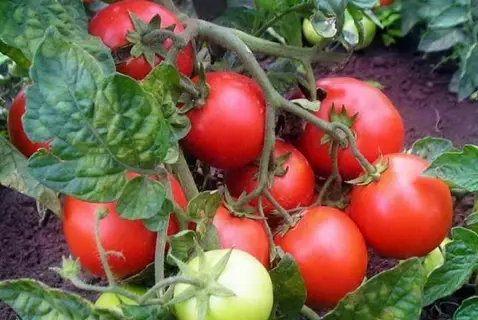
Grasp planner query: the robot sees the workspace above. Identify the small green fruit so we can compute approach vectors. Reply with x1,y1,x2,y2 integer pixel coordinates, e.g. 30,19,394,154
95,285,147,314
422,237,452,275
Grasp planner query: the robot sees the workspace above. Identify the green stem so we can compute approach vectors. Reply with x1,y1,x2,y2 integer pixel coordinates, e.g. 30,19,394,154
316,142,339,206
180,75,201,99
300,305,321,320
154,224,168,292
233,104,276,209
68,277,140,302
263,190,294,225
257,198,277,262
171,149,199,200
139,275,201,304
303,61,317,101
253,3,314,37
94,210,116,286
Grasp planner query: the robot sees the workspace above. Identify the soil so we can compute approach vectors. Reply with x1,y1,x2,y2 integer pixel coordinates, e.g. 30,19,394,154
1,40,477,319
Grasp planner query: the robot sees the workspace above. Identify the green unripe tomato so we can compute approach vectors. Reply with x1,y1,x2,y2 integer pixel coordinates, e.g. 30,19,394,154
303,18,325,46
342,14,377,50
422,237,452,275
95,285,147,314
174,249,274,320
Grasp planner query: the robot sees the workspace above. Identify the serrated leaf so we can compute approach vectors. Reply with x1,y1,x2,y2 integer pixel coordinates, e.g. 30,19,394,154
429,5,470,28
168,230,196,263
269,254,306,319
324,258,426,320
187,191,222,221
424,227,478,306
418,28,466,53
424,145,478,192
0,0,113,72
0,136,61,216
454,296,478,320
122,305,170,320
116,176,167,220
456,43,478,101
408,137,455,162
0,279,122,319
275,12,303,46
24,28,171,202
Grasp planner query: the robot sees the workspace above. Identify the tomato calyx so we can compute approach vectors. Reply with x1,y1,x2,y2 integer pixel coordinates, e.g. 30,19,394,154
224,190,264,220
347,155,389,185
168,246,236,311
321,104,358,146
274,213,302,236
251,150,292,187
178,66,210,113
51,256,82,280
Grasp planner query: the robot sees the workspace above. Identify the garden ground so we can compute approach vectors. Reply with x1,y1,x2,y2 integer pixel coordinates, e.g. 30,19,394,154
1,40,477,319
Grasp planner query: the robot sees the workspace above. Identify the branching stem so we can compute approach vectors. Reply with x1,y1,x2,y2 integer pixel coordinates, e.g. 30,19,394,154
94,210,116,287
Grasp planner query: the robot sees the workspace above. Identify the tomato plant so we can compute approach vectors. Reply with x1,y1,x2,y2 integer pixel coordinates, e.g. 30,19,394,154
224,139,315,215
275,206,368,309
349,153,453,259
297,77,405,180
7,87,49,157
95,285,146,314
173,249,274,320
213,205,270,268
181,72,266,170
88,0,194,80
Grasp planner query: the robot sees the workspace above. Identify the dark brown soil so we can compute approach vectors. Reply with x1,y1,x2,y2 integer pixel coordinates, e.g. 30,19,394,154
1,42,477,319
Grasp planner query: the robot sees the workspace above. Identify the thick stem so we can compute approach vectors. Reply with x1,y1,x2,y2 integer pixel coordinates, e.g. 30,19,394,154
233,104,276,209
139,275,201,304
94,210,116,286
154,219,168,292
180,75,201,99
303,61,317,101
69,277,139,302
263,190,294,225
317,142,339,206
300,305,321,320
257,198,277,261
171,149,199,200
254,3,314,37
166,22,199,65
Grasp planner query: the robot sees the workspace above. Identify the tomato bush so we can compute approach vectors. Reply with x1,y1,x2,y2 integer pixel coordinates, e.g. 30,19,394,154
88,0,194,80
7,87,49,158
181,72,266,170
173,249,274,320
297,77,405,180
349,153,453,259
213,205,270,268
224,139,315,215
274,206,368,309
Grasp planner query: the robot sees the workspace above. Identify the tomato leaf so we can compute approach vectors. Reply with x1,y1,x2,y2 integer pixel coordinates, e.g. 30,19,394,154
428,5,469,29
418,28,466,53
122,305,170,319
455,43,478,101
269,254,306,320
0,40,30,70
424,227,478,306
423,145,478,193
310,0,348,38
0,136,61,216
24,28,172,202
168,230,196,263
0,279,122,319
116,176,167,220
408,137,455,162
324,258,427,320
454,296,478,320
142,200,174,232
187,190,222,222
0,0,112,71
266,59,299,95
349,0,377,9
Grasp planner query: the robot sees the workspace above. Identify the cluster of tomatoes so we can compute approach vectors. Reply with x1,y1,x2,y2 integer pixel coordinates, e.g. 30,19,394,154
7,0,453,316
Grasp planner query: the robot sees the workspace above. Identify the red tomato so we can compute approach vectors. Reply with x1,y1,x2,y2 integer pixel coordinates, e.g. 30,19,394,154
349,153,453,259
297,77,404,180
88,0,194,80
224,140,315,214
274,206,367,309
380,0,394,6
213,205,270,268
63,173,186,278
181,72,266,170
8,87,50,158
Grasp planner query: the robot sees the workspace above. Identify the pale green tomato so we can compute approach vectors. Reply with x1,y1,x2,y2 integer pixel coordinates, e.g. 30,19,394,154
174,249,274,320
342,14,377,50
95,285,146,314
303,18,325,46
422,237,452,275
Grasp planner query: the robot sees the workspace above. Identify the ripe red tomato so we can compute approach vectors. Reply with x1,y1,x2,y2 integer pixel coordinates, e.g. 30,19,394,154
213,205,270,268
224,139,315,214
181,72,266,170
349,153,453,259
88,0,194,80
297,77,404,180
8,87,50,158
63,173,186,278
380,0,394,6
274,206,367,309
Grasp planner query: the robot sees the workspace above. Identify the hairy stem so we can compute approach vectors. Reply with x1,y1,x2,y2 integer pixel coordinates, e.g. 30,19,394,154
300,305,321,320
263,190,293,225
154,221,168,292
69,277,140,302
139,275,201,304
303,61,317,101
258,198,277,262
171,149,199,200
94,210,116,287
317,142,339,205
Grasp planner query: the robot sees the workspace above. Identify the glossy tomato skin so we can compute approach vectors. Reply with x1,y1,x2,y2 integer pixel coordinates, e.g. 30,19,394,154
349,153,453,259
213,205,270,268
88,0,194,80
224,140,315,214
274,206,368,309
297,77,404,180
181,72,266,170
8,88,50,158
63,173,186,279
380,0,394,6
174,249,274,320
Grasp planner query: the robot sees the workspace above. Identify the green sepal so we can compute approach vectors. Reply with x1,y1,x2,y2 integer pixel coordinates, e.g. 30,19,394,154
347,155,388,186
321,104,358,146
